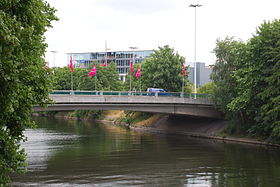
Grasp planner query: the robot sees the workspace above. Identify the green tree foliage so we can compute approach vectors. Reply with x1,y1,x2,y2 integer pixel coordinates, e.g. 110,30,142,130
211,20,280,140
51,62,123,91
228,20,280,139
51,67,82,90
79,62,122,91
197,82,215,94
211,37,246,113
210,38,249,133
141,45,187,92
0,0,57,184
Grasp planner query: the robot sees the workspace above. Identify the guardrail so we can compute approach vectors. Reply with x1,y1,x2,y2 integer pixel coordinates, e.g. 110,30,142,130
50,90,210,99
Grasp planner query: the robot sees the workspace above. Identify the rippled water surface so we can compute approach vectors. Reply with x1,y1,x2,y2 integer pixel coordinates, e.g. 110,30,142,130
12,117,280,186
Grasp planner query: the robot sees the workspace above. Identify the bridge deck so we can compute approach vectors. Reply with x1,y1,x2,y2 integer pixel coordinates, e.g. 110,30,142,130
34,91,222,119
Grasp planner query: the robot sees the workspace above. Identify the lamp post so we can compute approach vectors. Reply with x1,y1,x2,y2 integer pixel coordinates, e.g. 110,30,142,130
129,46,138,93
189,4,202,99
210,50,215,64
105,40,110,66
51,50,57,67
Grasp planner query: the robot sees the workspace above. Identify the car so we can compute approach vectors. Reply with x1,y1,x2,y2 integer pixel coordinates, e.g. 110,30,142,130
146,88,173,96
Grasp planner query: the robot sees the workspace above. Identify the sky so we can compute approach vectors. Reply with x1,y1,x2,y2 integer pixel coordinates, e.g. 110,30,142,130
44,0,280,67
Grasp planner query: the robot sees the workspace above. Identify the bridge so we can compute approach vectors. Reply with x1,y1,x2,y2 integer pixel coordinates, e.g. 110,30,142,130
34,90,223,119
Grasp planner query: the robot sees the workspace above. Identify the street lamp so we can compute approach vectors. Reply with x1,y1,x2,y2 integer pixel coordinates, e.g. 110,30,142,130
105,40,110,66
51,50,58,67
210,50,215,64
189,4,202,99
129,46,138,93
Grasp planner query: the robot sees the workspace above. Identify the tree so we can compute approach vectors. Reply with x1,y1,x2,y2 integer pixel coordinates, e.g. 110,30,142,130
0,0,57,184
210,37,248,134
211,37,246,112
141,45,187,92
51,67,81,90
212,20,280,140
197,82,215,94
79,62,123,91
227,20,280,139
51,62,123,91
184,81,193,93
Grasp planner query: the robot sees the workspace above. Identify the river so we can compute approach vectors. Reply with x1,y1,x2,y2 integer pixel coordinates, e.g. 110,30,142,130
12,116,280,186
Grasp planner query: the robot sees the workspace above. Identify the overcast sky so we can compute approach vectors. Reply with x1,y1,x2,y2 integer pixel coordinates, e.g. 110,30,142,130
44,0,280,67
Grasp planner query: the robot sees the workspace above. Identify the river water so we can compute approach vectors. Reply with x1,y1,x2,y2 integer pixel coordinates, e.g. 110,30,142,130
12,117,280,186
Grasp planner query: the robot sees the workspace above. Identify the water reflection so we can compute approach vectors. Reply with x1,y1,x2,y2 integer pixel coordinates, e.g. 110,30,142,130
13,117,280,186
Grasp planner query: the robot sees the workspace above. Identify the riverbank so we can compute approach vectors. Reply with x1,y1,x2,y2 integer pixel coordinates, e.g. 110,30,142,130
129,115,280,147
110,113,280,147
33,111,280,147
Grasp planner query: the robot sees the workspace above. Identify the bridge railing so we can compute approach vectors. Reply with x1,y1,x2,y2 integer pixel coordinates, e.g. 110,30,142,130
50,90,210,99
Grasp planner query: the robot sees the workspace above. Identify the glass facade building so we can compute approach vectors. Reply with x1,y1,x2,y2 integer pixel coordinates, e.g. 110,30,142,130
67,50,154,81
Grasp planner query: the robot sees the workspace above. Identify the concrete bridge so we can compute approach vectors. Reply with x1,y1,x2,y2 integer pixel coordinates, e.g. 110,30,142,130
34,91,223,119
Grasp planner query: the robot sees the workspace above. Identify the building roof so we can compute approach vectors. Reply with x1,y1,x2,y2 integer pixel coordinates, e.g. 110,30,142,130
66,49,154,55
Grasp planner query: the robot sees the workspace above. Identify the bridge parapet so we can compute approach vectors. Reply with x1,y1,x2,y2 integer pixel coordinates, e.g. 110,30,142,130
49,90,212,105
49,94,213,105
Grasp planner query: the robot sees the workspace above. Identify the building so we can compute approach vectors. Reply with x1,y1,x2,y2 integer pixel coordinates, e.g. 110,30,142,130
67,50,154,81
188,62,212,87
